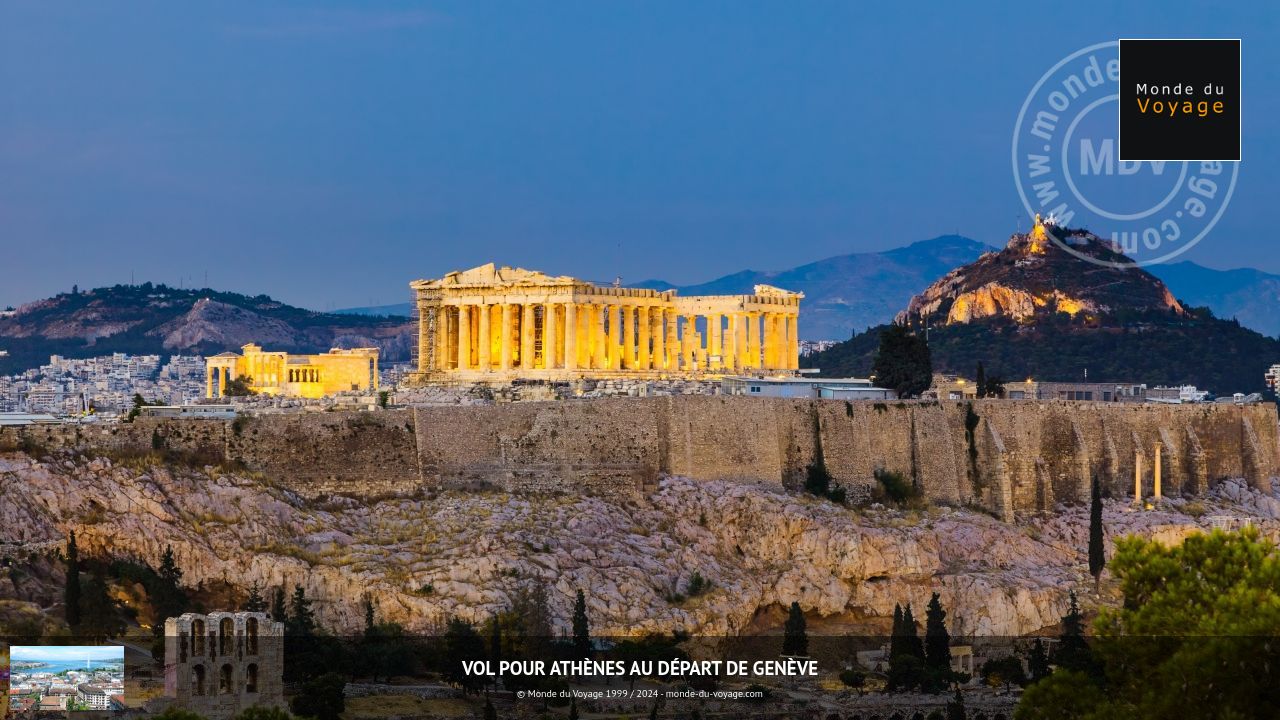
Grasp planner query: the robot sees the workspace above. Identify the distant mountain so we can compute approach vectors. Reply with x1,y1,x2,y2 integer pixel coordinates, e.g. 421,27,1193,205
633,235,996,340
1148,262,1280,338
806,222,1280,394
0,284,414,374
335,302,414,317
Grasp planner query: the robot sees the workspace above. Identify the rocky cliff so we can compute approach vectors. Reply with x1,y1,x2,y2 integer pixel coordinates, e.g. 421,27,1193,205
3,451,1278,641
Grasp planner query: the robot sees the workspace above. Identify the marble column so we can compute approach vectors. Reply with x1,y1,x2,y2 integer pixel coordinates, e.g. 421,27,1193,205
708,314,722,370
622,306,636,369
637,306,650,370
652,308,665,370
724,314,739,372
543,304,558,369
607,304,622,370
783,312,793,368
206,367,214,398
746,312,760,369
457,305,472,370
564,303,578,370
762,313,776,369
666,310,680,370
436,308,451,371
499,304,514,370
592,304,608,369
417,301,431,372
477,304,492,370
521,304,536,369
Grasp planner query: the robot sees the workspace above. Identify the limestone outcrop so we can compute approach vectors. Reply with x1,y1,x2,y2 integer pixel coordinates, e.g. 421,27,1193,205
4,451,1277,641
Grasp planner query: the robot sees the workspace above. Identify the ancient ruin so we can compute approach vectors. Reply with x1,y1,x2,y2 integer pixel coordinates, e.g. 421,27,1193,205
406,263,803,383
162,611,284,719
205,343,379,399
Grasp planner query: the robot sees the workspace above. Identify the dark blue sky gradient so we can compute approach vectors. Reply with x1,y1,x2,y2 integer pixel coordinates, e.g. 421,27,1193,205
2,1,1276,309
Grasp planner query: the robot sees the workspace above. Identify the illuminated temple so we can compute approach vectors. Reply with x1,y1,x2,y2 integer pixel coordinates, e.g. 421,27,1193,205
407,263,802,383
206,343,380,399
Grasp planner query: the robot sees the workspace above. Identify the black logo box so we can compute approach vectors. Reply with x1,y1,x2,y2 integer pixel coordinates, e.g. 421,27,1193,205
1119,39,1240,161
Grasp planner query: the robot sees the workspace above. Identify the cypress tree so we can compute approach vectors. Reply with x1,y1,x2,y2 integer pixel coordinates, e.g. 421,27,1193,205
243,581,267,612
923,593,952,692
946,687,966,720
568,697,579,720
782,601,808,657
1089,477,1105,591
289,585,316,636
483,697,497,720
1027,639,1051,683
572,589,592,658
65,531,81,629
902,603,924,660
271,586,287,621
975,362,987,398
889,603,904,659
363,595,376,635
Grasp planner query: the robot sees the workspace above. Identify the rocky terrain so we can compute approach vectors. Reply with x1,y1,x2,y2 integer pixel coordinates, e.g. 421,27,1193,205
897,221,1183,327
4,450,1278,642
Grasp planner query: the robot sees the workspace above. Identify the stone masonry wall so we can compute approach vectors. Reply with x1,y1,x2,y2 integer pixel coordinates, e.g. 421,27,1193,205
3,398,1277,519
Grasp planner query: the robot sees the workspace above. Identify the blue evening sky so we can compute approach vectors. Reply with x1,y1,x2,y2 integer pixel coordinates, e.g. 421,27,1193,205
2,1,1276,310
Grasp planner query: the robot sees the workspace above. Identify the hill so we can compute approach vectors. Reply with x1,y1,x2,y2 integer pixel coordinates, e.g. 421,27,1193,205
0,283,414,374
1147,262,1280,338
805,222,1280,394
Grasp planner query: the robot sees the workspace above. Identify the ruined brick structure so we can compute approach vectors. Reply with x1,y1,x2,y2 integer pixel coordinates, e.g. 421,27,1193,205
5,398,1278,520
163,612,284,719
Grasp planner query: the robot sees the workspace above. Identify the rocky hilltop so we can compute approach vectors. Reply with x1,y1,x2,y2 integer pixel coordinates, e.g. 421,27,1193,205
897,221,1183,326
0,283,414,374
4,450,1278,641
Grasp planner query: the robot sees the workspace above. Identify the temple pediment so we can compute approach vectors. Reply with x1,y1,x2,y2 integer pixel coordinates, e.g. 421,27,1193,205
754,284,805,299
418,263,579,289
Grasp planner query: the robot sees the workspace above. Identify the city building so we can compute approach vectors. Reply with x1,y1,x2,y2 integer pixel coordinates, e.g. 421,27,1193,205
75,684,113,710
721,375,895,400
407,263,803,383
205,344,379,399
139,405,237,420
932,375,1150,402
1267,364,1280,391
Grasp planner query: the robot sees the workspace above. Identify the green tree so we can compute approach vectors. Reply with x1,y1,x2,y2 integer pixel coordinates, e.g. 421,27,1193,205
871,324,933,398
443,618,487,695
1018,529,1280,719
271,586,287,621
243,582,267,613
288,585,316,636
482,697,497,720
290,672,345,720
224,375,256,396
571,589,592,659
1088,478,1105,591
975,361,986,398
1026,639,1051,683
888,602,926,692
65,530,81,629
1052,592,1094,676
980,655,1027,691
782,601,807,657
923,593,952,692
80,568,124,640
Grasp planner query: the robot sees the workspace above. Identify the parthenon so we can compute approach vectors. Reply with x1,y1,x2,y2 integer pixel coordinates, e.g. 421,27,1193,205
407,263,802,383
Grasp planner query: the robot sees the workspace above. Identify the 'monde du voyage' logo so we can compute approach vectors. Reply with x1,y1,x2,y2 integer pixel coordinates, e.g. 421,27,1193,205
1011,41,1238,268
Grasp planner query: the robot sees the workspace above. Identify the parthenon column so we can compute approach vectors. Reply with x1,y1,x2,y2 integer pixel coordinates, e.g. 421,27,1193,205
543,303,558,369
590,304,606,369
607,304,622,370
417,302,431,372
708,313,722,370
746,312,761,369
637,306,650,370
564,303,579,370
652,308,666,370
436,307,452,371
724,314,739,372
762,313,777,369
457,305,471,369
520,304,536,369
477,303,492,370
783,312,793,368
622,306,635,369
499,304,514,370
